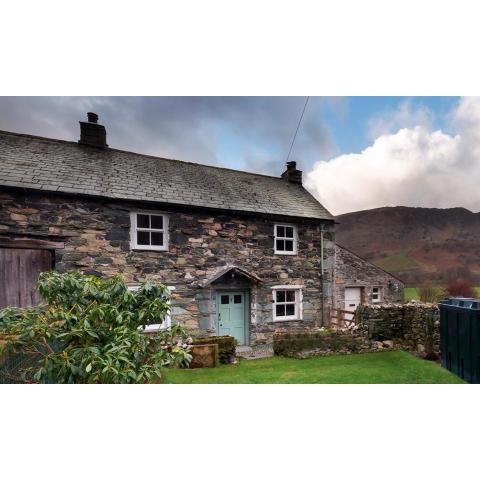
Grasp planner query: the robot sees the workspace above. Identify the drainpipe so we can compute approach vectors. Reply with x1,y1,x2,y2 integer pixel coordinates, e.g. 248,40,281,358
320,225,326,327
320,225,324,277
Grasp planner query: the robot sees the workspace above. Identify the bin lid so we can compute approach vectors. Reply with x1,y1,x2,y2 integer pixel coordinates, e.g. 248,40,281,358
439,298,480,309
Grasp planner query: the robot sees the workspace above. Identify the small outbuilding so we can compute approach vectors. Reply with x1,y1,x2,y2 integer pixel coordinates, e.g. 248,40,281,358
333,244,404,322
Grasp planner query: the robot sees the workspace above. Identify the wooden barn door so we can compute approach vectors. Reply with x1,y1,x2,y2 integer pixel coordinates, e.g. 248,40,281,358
0,248,52,309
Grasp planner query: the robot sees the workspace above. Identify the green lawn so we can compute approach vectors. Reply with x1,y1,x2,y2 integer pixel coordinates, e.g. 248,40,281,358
405,286,480,301
165,350,464,384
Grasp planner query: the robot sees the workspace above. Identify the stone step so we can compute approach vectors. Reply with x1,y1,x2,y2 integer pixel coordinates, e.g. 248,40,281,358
236,344,273,359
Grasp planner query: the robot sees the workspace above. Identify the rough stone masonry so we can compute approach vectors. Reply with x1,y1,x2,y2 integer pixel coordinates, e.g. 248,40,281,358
0,189,336,345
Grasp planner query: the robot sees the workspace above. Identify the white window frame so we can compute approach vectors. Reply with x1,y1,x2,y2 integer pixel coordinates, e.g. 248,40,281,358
372,286,383,304
271,285,303,321
274,223,298,255
130,211,169,251
129,285,174,332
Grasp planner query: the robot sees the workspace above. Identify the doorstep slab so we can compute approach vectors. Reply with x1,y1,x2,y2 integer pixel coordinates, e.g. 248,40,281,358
236,344,273,359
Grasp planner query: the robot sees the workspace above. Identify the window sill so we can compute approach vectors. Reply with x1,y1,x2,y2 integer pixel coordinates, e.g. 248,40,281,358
273,317,303,322
130,246,168,252
139,323,169,333
274,251,297,256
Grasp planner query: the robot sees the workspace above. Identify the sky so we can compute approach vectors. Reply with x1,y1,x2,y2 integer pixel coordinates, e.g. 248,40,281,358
1,96,478,215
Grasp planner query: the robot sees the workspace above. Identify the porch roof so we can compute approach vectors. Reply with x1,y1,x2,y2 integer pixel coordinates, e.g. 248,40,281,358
199,265,263,287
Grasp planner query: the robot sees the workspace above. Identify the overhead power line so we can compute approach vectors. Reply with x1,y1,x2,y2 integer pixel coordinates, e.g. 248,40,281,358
285,96,310,164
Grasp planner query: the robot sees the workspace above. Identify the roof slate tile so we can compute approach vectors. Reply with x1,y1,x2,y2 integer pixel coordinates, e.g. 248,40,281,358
0,130,333,220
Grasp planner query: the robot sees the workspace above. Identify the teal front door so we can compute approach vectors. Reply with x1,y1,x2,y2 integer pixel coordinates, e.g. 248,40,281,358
217,291,246,345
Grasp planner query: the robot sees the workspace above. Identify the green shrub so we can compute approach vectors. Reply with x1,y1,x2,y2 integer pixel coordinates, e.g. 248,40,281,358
191,335,236,363
273,329,363,357
419,285,447,303
0,271,192,383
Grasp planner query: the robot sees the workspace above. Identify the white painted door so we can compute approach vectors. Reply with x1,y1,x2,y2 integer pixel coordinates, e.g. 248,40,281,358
344,287,362,321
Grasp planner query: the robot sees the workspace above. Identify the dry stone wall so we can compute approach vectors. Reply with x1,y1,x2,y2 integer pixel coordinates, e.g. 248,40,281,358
356,303,440,355
0,189,336,344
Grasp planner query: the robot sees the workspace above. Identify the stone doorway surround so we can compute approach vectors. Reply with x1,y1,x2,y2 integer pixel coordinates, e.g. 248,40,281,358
199,265,263,346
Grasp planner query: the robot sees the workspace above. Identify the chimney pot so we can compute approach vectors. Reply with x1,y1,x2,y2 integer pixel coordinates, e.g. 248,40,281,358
79,112,108,149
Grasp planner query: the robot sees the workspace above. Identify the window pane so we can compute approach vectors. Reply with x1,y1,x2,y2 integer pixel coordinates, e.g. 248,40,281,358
276,239,285,251
221,295,229,305
234,295,242,304
276,290,286,302
373,287,379,293
285,226,294,238
137,214,150,229
285,240,294,251
151,215,164,230
276,304,286,317
286,304,295,316
137,231,150,245
276,225,285,237
151,232,164,246
286,290,295,302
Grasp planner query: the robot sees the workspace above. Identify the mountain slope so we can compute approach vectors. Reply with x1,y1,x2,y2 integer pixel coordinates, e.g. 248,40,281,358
335,206,480,285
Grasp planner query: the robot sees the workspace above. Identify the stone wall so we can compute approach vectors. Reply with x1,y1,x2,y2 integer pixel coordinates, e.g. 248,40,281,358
356,303,440,355
0,189,336,344
273,328,373,357
334,244,404,308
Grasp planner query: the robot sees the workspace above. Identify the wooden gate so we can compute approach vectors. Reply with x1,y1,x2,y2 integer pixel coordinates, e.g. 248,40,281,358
328,307,357,328
0,248,53,309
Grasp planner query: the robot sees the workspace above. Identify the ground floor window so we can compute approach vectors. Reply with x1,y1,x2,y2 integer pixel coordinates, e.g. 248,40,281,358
272,286,303,321
372,286,383,303
128,285,174,332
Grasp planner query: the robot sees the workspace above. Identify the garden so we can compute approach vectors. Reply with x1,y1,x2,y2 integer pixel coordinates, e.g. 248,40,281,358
165,350,464,384
0,271,465,384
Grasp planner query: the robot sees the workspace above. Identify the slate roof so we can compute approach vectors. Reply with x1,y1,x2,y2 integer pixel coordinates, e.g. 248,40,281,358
199,265,264,287
0,130,333,220
335,244,405,284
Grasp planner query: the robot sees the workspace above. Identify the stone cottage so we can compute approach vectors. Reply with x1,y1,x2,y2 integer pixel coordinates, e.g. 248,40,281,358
0,113,403,345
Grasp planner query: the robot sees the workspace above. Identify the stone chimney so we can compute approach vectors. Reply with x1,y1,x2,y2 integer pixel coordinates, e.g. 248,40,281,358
78,112,108,148
281,161,302,185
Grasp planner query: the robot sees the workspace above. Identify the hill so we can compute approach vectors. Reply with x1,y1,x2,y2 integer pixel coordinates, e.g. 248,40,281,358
335,206,480,285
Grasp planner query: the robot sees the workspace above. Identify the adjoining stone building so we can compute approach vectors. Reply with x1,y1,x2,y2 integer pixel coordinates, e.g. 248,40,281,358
334,244,404,322
0,113,403,345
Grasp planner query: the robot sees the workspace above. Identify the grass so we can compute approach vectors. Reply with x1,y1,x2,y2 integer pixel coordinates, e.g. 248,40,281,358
165,350,464,384
405,286,480,301
373,251,421,273
405,287,420,301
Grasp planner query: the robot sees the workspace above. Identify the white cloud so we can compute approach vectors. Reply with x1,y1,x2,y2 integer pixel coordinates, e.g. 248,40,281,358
305,97,480,215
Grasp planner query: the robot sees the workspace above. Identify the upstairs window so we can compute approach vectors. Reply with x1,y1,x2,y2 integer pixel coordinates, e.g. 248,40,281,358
130,212,168,251
274,224,297,255
372,286,383,304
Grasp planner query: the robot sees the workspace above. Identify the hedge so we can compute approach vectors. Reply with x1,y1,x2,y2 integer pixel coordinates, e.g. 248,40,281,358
273,329,364,357
191,336,236,364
